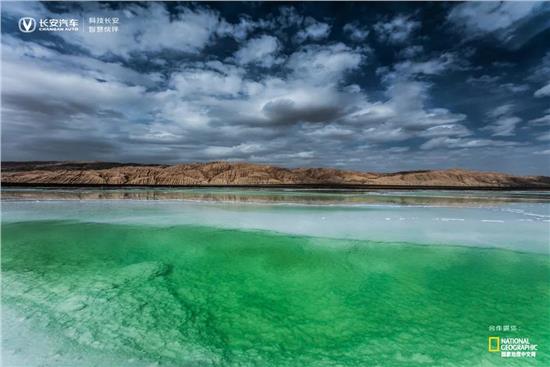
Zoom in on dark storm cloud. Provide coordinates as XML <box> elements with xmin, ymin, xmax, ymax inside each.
<box><xmin>261</xmin><ymin>98</ymin><xmax>344</xmax><ymax>125</ymax></box>
<box><xmin>1</xmin><ymin>1</ymin><xmax>550</xmax><ymax>175</ymax></box>
<box><xmin>2</xmin><ymin>94</ymin><xmax>96</xmax><ymax>121</ymax></box>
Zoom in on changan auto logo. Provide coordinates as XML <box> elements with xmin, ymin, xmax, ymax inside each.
<box><xmin>18</xmin><ymin>17</ymin><xmax>37</xmax><ymax>33</ymax></box>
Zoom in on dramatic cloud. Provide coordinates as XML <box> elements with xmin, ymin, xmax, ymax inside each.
<box><xmin>1</xmin><ymin>2</ymin><xmax>549</xmax><ymax>174</ymax></box>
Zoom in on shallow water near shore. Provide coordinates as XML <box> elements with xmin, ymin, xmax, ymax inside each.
<box><xmin>2</xmin><ymin>189</ymin><xmax>550</xmax><ymax>366</ymax></box>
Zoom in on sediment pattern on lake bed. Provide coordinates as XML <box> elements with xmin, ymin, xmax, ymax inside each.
<box><xmin>2</xmin><ymin>221</ymin><xmax>549</xmax><ymax>366</ymax></box>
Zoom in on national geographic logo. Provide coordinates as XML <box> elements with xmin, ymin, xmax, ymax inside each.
<box><xmin>488</xmin><ymin>336</ymin><xmax>538</xmax><ymax>359</ymax></box>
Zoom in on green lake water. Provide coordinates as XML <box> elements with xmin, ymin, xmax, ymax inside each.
<box><xmin>2</xmin><ymin>217</ymin><xmax>549</xmax><ymax>366</ymax></box>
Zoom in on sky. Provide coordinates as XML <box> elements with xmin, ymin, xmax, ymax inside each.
<box><xmin>1</xmin><ymin>1</ymin><xmax>550</xmax><ymax>175</ymax></box>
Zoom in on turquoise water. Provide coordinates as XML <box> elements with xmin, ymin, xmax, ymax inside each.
<box><xmin>2</xmin><ymin>189</ymin><xmax>549</xmax><ymax>366</ymax></box>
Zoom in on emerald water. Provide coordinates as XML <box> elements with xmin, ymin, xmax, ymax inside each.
<box><xmin>2</xmin><ymin>189</ymin><xmax>549</xmax><ymax>366</ymax></box>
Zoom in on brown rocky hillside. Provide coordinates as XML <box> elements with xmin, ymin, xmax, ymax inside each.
<box><xmin>2</xmin><ymin>161</ymin><xmax>549</xmax><ymax>188</ymax></box>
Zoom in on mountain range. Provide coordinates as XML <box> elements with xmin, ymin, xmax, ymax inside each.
<box><xmin>2</xmin><ymin>161</ymin><xmax>549</xmax><ymax>188</ymax></box>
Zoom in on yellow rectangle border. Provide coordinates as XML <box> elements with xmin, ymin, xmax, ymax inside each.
<box><xmin>488</xmin><ymin>336</ymin><xmax>500</xmax><ymax>352</ymax></box>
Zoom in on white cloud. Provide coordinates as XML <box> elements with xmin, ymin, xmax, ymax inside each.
<box><xmin>169</xmin><ymin>65</ymin><xmax>246</xmax><ymax>98</ymax></box>
<box><xmin>203</xmin><ymin>143</ymin><xmax>265</xmax><ymax>158</ymax></box>
<box><xmin>308</xmin><ymin>125</ymin><xmax>354</xmax><ymax>138</ymax></box>
<box><xmin>0</xmin><ymin>1</ymin><xmax>45</xmax><ymax>18</ymax></box>
<box><xmin>484</xmin><ymin>116</ymin><xmax>522</xmax><ymax>137</ymax></box>
<box><xmin>398</xmin><ymin>45</ymin><xmax>424</xmax><ymax>59</ymax></box>
<box><xmin>534</xmin><ymin>82</ymin><xmax>550</xmax><ymax>98</ymax></box>
<box><xmin>500</xmin><ymin>83</ymin><xmax>530</xmax><ymax>93</ymax></box>
<box><xmin>421</xmin><ymin>137</ymin><xmax>519</xmax><ymax>150</ymax></box>
<box><xmin>234</xmin><ymin>35</ymin><xmax>282</xmax><ymax>67</ymax></box>
<box><xmin>487</xmin><ymin>104</ymin><xmax>514</xmax><ymax>119</ymax></box>
<box><xmin>395</xmin><ymin>53</ymin><xmax>457</xmax><ymax>75</ymax></box>
<box><xmin>2</xmin><ymin>58</ymin><xmax>149</xmax><ymax>116</ymax></box>
<box><xmin>218</xmin><ymin>17</ymin><xmax>260</xmax><ymax>41</ymax></box>
<box><xmin>1</xmin><ymin>35</ymin><xmax>161</xmax><ymax>88</ymax></box>
<box><xmin>363</xmin><ymin>127</ymin><xmax>408</xmax><ymax>142</ymax></box>
<box><xmin>286</xmin><ymin>43</ymin><xmax>365</xmax><ymax>84</ymax></box>
<box><xmin>467</xmin><ymin>75</ymin><xmax>500</xmax><ymax>84</ymax></box>
<box><xmin>344</xmin><ymin>80</ymin><xmax>469</xmax><ymax>144</ymax></box>
<box><xmin>276</xmin><ymin>7</ymin><xmax>304</xmax><ymax>29</ymax></box>
<box><xmin>447</xmin><ymin>2</ymin><xmax>545</xmax><ymax>47</ymax></box>
<box><xmin>3</xmin><ymin>3</ymin><xmax>235</xmax><ymax>58</ymax></box>
<box><xmin>295</xmin><ymin>17</ymin><xmax>331</xmax><ymax>43</ymax></box>
<box><xmin>374</xmin><ymin>15</ymin><xmax>420</xmax><ymax>44</ymax></box>
<box><xmin>419</xmin><ymin>124</ymin><xmax>472</xmax><ymax>138</ymax></box>
<box><xmin>484</xmin><ymin>104</ymin><xmax>521</xmax><ymax>137</ymax></box>
<box><xmin>380</xmin><ymin>53</ymin><xmax>460</xmax><ymax>83</ymax></box>
<box><xmin>530</xmin><ymin>52</ymin><xmax>550</xmax><ymax>86</ymax></box>
<box><xmin>529</xmin><ymin>114</ymin><xmax>550</xmax><ymax>127</ymax></box>
<box><xmin>343</xmin><ymin>22</ymin><xmax>369</xmax><ymax>42</ymax></box>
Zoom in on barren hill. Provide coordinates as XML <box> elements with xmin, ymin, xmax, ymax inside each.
<box><xmin>2</xmin><ymin>161</ymin><xmax>549</xmax><ymax>188</ymax></box>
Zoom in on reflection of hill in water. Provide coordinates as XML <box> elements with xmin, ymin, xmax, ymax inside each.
<box><xmin>2</xmin><ymin>188</ymin><xmax>549</xmax><ymax>206</ymax></box>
